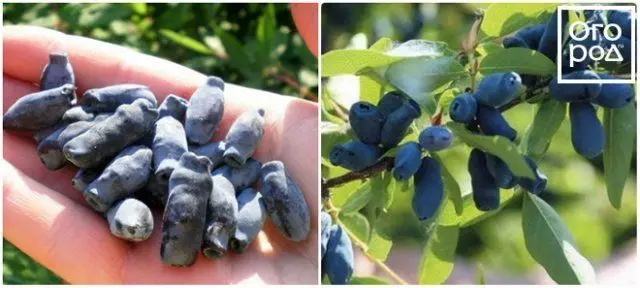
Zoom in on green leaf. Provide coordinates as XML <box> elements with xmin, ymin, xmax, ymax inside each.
<box><xmin>475</xmin><ymin>265</ymin><xmax>486</xmax><ymax>284</ymax></box>
<box><xmin>128</xmin><ymin>3</ymin><xmax>147</xmax><ymax>15</ymax></box>
<box><xmin>349</xmin><ymin>276</ymin><xmax>389</xmax><ymax>285</ymax></box>
<box><xmin>447</xmin><ymin>122</ymin><xmax>535</xmax><ymax>179</ymax></box>
<box><xmin>78</xmin><ymin>3</ymin><xmax>132</xmax><ymax>28</ymax></box>
<box><xmin>340</xmin><ymin>181</ymin><xmax>373</xmax><ymax>215</ymax></box>
<box><xmin>418</xmin><ymin>224</ymin><xmax>460</xmax><ymax>284</ymax></box>
<box><xmin>476</xmin><ymin>42</ymin><xmax>504</xmax><ymax>56</ymax></box>
<box><xmin>369</xmin><ymin>172</ymin><xmax>395</xmax><ymax>213</ymax></box>
<box><xmin>256</xmin><ymin>4</ymin><xmax>276</xmax><ymax>60</ymax></box>
<box><xmin>359</xmin><ymin>74</ymin><xmax>384</xmax><ymax>104</ymax></box>
<box><xmin>479</xmin><ymin>47</ymin><xmax>556</xmax><ymax>76</ymax></box>
<box><xmin>459</xmin><ymin>189</ymin><xmax>517</xmax><ymax>228</ymax></box>
<box><xmin>479</xmin><ymin>3</ymin><xmax>557</xmax><ymax>41</ymax></box>
<box><xmin>159</xmin><ymin>29</ymin><xmax>213</xmax><ymax>55</ymax></box>
<box><xmin>367</xmin><ymin>229</ymin><xmax>393</xmax><ymax>261</ymax></box>
<box><xmin>384</xmin><ymin>56</ymin><xmax>466</xmax><ymax>108</ymax></box>
<box><xmin>432</xmin><ymin>153</ymin><xmax>463</xmax><ymax>216</ymax></box>
<box><xmin>369</xmin><ymin>37</ymin><xmax>394</xmax><ymax>52</ymax></box>
<box><xmin>340</xmin><ymin>212</ymin><xmax>371</xmax><ymax>242</ymax></box>
<box><xmin>385</xmin><ymin>40</ymin><xmax>455</xmax><ymax>58</ymax></box>
<box><xmin>520</xmin><ymin>99</ymin><xmax>567</xmax><ymax>159</ymax></box>
<box><xmin>321</xmin><ymin>49</ymin><xmax>402</xmax><ymax>77</ymax></box>
<box><xmin>213</xmin><ymin>26</ymin><xmax>255</xmax><ymax>77</ymax></box>
<box><xmin>522</xmin><ymin>193</ymin><xmax>596</xmax><ymax>284</ymax></box>
<box><xmin>417</xmin><ymin>195</ymin><xmax>460</xmax><ymax>284</ymax></box>
<box><xmin>603</xmin><ymin>104</ymin><xmax>636</xmax><ymax>209</ymax></box>
<box><xmin>322</xmin><ymin>40</ymin><xmax>455</xmax><ymax>78</ymax></box>
<box><xmin>320</xmin><ymin>121</ymin><xmax>352</xmax><ymax>160</ymax></box>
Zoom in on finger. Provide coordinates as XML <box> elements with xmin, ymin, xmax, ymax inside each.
<box><xmin>2</xmin><ymin>160</ymin><xmax>128</xmax><ymax>284</ymax></box>
<box><xmin>290</xmin><ymin>3</ymin><xmax>319</xmax><ymax>57</ymax></box>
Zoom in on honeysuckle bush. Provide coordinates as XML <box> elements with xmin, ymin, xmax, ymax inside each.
<box><xmin>321</xmin><ymin>3</ymin><xmax>636</xmax><ymax>284</ymax></box>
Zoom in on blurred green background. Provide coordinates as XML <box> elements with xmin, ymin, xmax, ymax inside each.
<box><xmin>2</xmin><ymin>2</ymin><xmax>317</xmax><ymax>284</ymax></box>
<box><xmin>323</xmin><ymin>3</ymin><xmax>636</xmax><ymax>283</ymax></box>
<box><xmin>3</xmin><ymin>2</ymin><xmax>318</xmax><ymax>101</ymax></box>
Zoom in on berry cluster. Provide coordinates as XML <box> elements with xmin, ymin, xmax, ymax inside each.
<box><xmin>3</xmin><ymin>52</ymin><xmax>310</xmax><ymax>267</ymax></box>
<box><xmin>449</xmin><ymin>70</ymin><xmax>547</xmax><ymax>211</ymax></box>
<box><xmin>321</xmin><ymin>211</ymin><xmax>354</xmax><ymax>284</ymax></box>
<box><xmin>504</xmin><ymin>9</ymin><xmax>635</xmax><ymax>159</ymax></box>
<box><xmin>329</xmin><ymin>91</ymin><xmax>455</xmax><ymax>220</ymax></box>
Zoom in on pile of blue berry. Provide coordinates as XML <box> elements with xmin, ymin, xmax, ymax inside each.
<box><xmin>3</xmin><ymin>52</ymin><xmax>310</xmax><ymax>268</ymax></box>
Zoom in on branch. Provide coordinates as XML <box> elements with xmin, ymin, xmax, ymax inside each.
<box><xmin>322</xmin><ymin>157</ymin><xmax>394</xmax><ymax>196</ymax></box>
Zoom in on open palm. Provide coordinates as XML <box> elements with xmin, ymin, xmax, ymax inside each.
<box><xmin>3</xmin><ymin>25</ymin><xmax>318</xmax><ymax>284</ymax></box>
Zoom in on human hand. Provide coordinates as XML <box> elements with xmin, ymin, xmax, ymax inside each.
<box><xmin>3</xmin><ymin>25</ymin><xmax>318</xmax><ymax>284</ymax></box>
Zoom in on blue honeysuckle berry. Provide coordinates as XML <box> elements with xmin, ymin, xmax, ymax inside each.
<box><xmin>549</xmin><ymin>70</ymin><xmax>602</xmax><ymax>102</ymax></box>
<box><xmin>592</xmin><ymin>74</ymin><xmax>634</xmax><ymax>108</ymax></box>
<box><xmin>329</xmin><ymin>140</ymin><xmax>382</xmax><ymax>172</ymax></box>
<box><xmin>518</xmin><ymin>156</ymin><xmax>548</xmax><ymax>195</ymax></box>
<box><xmin>348</xmin><ymin>101</ymin><xmax>384</xmax><ymax>145</ymax></box>
<box><xmin>412</xmin><ymin>156</ymin><xmax>444</xmax><ymax>221</ymax></box>
<box><xmin>468</xmin><ymin>149</ymin><xmax>499</xmax><ymax>211</ymax></box>
<box><xmin>419</xmin><ymin>125</ymin><xmax>453</xmax><ymax>151</ymax></box>
<box><xmin>476</xmin><ymin>105</ymin><xmax>517</xmax><ymax>141</ymax></box>
<box><xmin>569</xmin><ymin>102</ymin><xmax>604</xmax><ymax>158</ymax></box>
<box><xmin>474</xmin><ymin>72</ymin><xmax>522</xmax><ymax>107</ymax></box>
<box><xmin>392</xmin><ymin>142</ymin><xmax>422</xmax><ymax>181</ymax></box>
<box><xmin>323</xmin><ymin>224</ymin><xmax>354</xmax><ymax>284</ymax></box>
<box><xmin>449</xmin><ymin>92</ymin><xmax>477</xmax><ymax>124</ymax></box>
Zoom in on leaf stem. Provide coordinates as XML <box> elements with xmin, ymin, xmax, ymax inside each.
<box><xmin>325</xmin><ymin>201</ymin><xmax>409</xmax><ymax>285</ymax></box>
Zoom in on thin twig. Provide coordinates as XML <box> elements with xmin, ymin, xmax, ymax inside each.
<box><xmin>322</xmin><ymin>157</ymin><xmax>394</xmax><ymax>192</ymax></box>
<box><xmin>325</xmin><ymin>201</ymin><xmax>409</xmax><ymax>285</ymax></box>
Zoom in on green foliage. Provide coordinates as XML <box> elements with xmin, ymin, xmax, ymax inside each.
<box><xmin>522</xmin><ymin>193</ymin><xmax>596</xmax><ymax>284</ymax></box>
<box><xmin>2</xmin><ymin>239</ymin><xmax>63</xmax><ymax>284</ymax></box>
<box><xmin>3</xmin><ymin>3</ymin><xmax>318</xmax><ymax>99</ymax></box>
<box><xmin>519</xmin><ymin>99</ymin><xmax>567</xmax><ymax>160</ymax></box>
<box><xmin>603</xmin><ymin>104</ymin><xmax>637</xmax><ymax>209</ymax></box>
<box><xmin>349</xmin><ymin>276</ymin><xmax>389</xmax><ymax>284</ymax></box>
<box><xmin>479</xmin><ymin>3</ymin><xmax>556</xmax><ymax>41</ymax></box>
<box><xmin>322</xmin><ymin>2</ymin><xmax>635</xmax><ymax>285</ymax></box>
<box><xmin>479</xmin><ymin>47</ymin><xmax>556</xmax><ymax>76</ymax></box>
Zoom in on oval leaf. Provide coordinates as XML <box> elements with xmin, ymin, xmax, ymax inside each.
<box><xmin>160</xmin><ymin>29</ymin><xmax>213</xmax><ymax>55</ymax></box>
<box><xmin>447</xmin><ymin>122</ymin><xmax>535</xmax><ymax>179</ymax></box>
<box><xmin>418</xmin><ymin>224</ymin><xmax>460</xmax><ymax>284</ymax></box>
<box><xmin>349</xmin><ymin>276</ymin><xmax>389</xmax><ymax>285</ymax></box>
<box><xmin>321</xmin><ymin>49</ymin><xmax>402</xmax><ymax>77</ymax></box>
<box><xmin>340</xmin><ymin>212</ymin><xmax>371</xmax><ymax>243</ymax></box>
<box><xmin>386</xmin><ymin>40</ymin><xmax>455</xmax><ymax>58</ymax></box>
<box><xmin>369</xmin><ymin>37</ymin><xmax>394</xmax><ymax>52</ymax></box>
<box><xmin>340</xmin><ymin>181</ymin><xmax>373</xmax><ymax>215</ymax></box>
<box><xmin>520</xmin><ymin>99</ymin><xmax>567</xmax><ymax>159</ymax></box>
<box><xmin>603</xmin><ymin>104</ymin><xmax>636</xmax><ymax>209</ymax></box>
<box><xmin>480</xmin><ymin>3</ymin><xmax>557</xmax><ymax>41</ymax></box>
<box><xmin>367</xmin><ymin>229</ymin><xmax>393</xmax><ymax>261</ymax></box>
<box><xmin>522</xmin><ymin>193</ymin><xmax>596</xmax><ymax>284</ymax></box>
<box><xmin>385</xmin><ymin>56</ymin><xmax>466</xmax><ymax>107</ymax></box>
<box><xmin>479</xmin><ymin>47</ymin><xmax>556</xmax><ymax>76</ymax></box>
